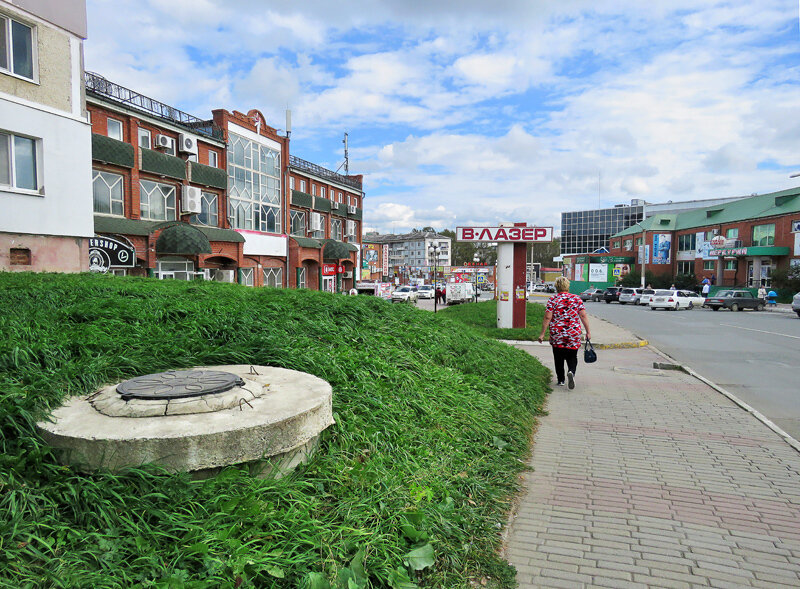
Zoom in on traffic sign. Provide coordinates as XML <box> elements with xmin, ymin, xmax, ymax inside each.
<box><xmin>612</xmin><ymin>268</ymin><xmax>622</xmax><ymax>277</ymax></box>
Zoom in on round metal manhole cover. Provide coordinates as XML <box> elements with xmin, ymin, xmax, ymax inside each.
<box><xmin>117</xmin><ymin>370</ymin><xmax>245</xmax><ymax>401</ymax></box>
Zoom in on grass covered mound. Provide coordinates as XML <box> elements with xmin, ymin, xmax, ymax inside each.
<box><xmin>0</xmin><ymin>273</ymin><xmax>550</xmax><ymax>588</ymax></box>
<box><xmin>438</xmin><ymin>300</ymin><xmax>546</xmax><ymax>341</ymax></box>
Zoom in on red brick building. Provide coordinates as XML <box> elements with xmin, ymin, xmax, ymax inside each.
<box><xmin>608</xmin><ymin>188</ymin><xmax>800</xmax><ymax>288</ymax></box>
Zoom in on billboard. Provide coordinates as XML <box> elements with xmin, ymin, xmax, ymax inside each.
<box><xmin>652</xmin><ymin>234</ymin><xmax>672</xmax><ymax>264</ymax></box>
<box><xmin>588</xmin><ymin>264</ymin><xmax>607</xmax><ymax>282</ymax></box>
<box><xmin>695</xmin><ymin>232</ymin><xmax>714</xmax><ymax>260</ymax></box>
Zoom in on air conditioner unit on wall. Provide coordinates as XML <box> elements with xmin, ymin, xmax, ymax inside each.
<box><xmin>342</xmin><ymin>271</ymin><xmax>353</xmax><ymax>279</ymax></box>
<box><xmin>346</xmin><ymin>220</ymin><xmax>356</xmax><ymax>237</ymax></box>
<box><xmin>181</xmin><ymin>186</ymin><xmax>202</xmax><ymax>214</ymax></box>
<box><xmin>155</xmin><ymin>134</ymin><xmax>174</xmax><ymax>150</ymax></box>
<box><xmin>347</xmin><ymin>205</ymin><xmax>357</xmax><ymax>214</ymax></box>
<box><xmin>310</xmin><ymin>212</ymin><xmax>323</xmax><ymax>232</ymax></box>
<box><xmin>178</xmin><ymin>133</ymin><xmax>198</xmax><ymax>155</ymax></box>
<box><xmin>330</xmin><ymin>201</ymin><xmax>340</xmax><ymax>210</ymax></box>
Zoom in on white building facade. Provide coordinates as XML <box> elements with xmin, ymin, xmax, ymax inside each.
<box><xmin>0</xmin><ymin>0</ymin><xmax>93</xmax><ymax>272</ymax></box>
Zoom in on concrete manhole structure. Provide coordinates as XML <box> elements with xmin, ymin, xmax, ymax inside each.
<box><xmin>37</xmin><ymin>365</ymin><xmax>334</xmax><ymax>478</ymax></box>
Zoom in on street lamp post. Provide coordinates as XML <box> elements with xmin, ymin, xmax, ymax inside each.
<box><xmin>633</xmin><ymin>222</ymin><xmax>646</xmax><ymax>289</ymax></box>
<box><xmin>473</xmin><ymin>254</ymin><xmax>480</xmax><ymax>302</ymax></box>
<box><xmin>429</xmin><ymin>243</ymin><xmax>440</xmax><ymax>313</ymax></box>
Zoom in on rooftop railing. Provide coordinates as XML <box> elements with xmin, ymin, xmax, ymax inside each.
<box><xmin>85</xmin><ymin>72</ymin><xmax>225</xmax><ymax>141</ymax></box>
<box><xmin>289</xmin><ymin>155</ymin><xmax>361</xmax><ymax>190</ymax></box>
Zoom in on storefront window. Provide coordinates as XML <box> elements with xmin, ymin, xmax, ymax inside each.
<box><xmin>157</xmin><ymin>259</ymin><xmax>195</xmax><ymax>280</ymax></box>
<box><xmin>751</xmin><ymin>224</ymin><xmax>775</xmax><ymax>247</ymax></box>
<box><xmin>262</xmin><ymin>267</ymin><xmax>282</xmax><ymax>288</ymax></box>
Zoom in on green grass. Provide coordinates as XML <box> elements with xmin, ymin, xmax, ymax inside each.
<box><xmin>0</xmin><ymin>273</ymin><xmax>551</xmax><ymax>588</ymax></box>
<box><xmin>438</xmin><ymin>300</ymin><xmax>546</xmax><ymax>341</ymax></box>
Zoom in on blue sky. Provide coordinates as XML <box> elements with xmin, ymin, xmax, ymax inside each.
<box><xmin>85</xmin><ymin>0</ymin><xmax>800</xmax><ymax>235</ymax></box>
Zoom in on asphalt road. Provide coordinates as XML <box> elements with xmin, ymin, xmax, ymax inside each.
<box><xmin>583</xmin><ymin>299</ymin><xmax>800</xmax><ymax>442</ymax></box>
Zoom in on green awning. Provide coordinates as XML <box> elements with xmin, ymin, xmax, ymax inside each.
<box><xmin>291</xmin><ymin>236</ymin><xmax>322</xmax><ymax>249</ymax></box>
<box><xmin>322</xmin><ymin>239</ymin><xmax>358</xmax><ymax>260</ymax></box>
<box><xmin>94</xmin><ymin>216</ymin><xmax>243</xmax><ymax>243</ymax></box>
<box><xmin>155</xmin><ymin>223</ymin><xmax>212</xmax><ymax>255</ymax></box>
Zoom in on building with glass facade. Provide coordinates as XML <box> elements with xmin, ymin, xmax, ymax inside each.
<box><xmin>560</xmin><ymin>202</ymin><xmax>644</xmax><ymax>255</ymax></box>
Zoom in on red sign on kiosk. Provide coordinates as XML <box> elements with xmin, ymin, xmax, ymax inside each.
<box><xmin>322</xmin><ymin>264</ymin><xmax>338</xmax><ymax>276</ymax></box>
<box><xmin>456</xmin><ymin>226</ymin><xmax>553</xmax><ymax>242</ymax></box>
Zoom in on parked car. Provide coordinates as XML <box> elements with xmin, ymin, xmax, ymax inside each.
<box><xmin>579</xmin><ymin>287</ymin><xmax>602</xmax><ymax>301</ymax></box>
<box><xmin>532</xmin><ymin>283</ymin><xmax>548</xmax><ymax>292</ymax></box>
<box><xmin>703</xmin><ymin>289</ymin><xmax>764</xmax><ymax>312</ymax></box>
<box><xmin>391</xmin><ymin>286</ymin><xmax>419</xmax><ymax>303</ymax></box>
<box><xmin>416</xmin><ymin>284</ymin><xmax>435</xmax><ymax>299</ymax></box>
<box><xmin>544</xmin><ymin>283</ymin><xmax>556</xmax><ymax>293</ymax></box>
<box><xmin>681</xmin><ymin>291</ymin><xmax>706</xmax><ymax>308</ymax></box>
<box><xmin>649</xmin><ymin>289</ymin><xmax>699</xmax><ymax>311</ymax></box>
<box><xmin>618</xmin><ymin>288</ymin><xmax>644</xmax><ymax>305</ymax></box>
<box><xmin>602</xmin><ymin>287</ymin><xmax>623</xmax><ymax>303</ymax></box>
<box><xmin>638</xmin><ymin>288</ymin><xmax>657</xmax><ymax>306</ymax></box>
<box><xmin>793</xmin><ymin>292</ymin><xmax>800</xmax><ymax>317</ymax></box>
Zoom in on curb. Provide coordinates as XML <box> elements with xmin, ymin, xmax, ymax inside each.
<box><xmin>646</xmin><ymin>344</ymin><xmax>800</xmax><ymax>454</ymax></box>
<box><xmin>499</xmin><ymin>339</ymin><xmax>648</xmax><ymax>349</ymax></box>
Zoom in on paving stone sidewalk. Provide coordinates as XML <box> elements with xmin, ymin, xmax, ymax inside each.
<box><xmin>503</xmin><ymin>344</ymin><xmax>800</xmax><ymax>588</ymax></box>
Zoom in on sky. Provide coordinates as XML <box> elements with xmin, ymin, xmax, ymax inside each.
<box><xmin>84</xmin><ymin>0</ymin><xmax>800</xmax><ymax>236</ymax></box>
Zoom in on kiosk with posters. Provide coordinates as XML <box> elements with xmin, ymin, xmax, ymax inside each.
<box><xmin>456</xmin><ymin>224</ymin><xmax>553</xmax><ymax>329</ymax></box>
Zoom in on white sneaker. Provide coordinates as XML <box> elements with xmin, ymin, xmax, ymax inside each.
<box><xmin>567</xmin><ymin>371</ymin><xmax>575</xmax><ymax>390</ymax></box>
<box><xmin>556</xmin><ymin>381</ymin><xmax>565</xmax><ymax>386</ymax></box>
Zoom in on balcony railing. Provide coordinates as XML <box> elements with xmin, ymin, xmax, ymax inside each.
<box><xmin>85</xmin><ymin>72</ymin><xmax>225</xmax><ymax>140</ymax></box>
<box><xmin>289</xmin><ymin>155</ymin><xmax>361</xmax><ymax>190</ymax></box>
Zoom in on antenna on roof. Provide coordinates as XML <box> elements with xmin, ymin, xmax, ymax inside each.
<box><xmin>335</xmin><ymin>132</ymin><xmax>349</xmax><ymax>175</ymax></box>
<box><xmin>285</xmin><ymin>109</ymin><xmax>292</xmax><ymax>138</ymax></box>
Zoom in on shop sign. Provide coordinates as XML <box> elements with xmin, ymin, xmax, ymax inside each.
<box><xmin>709</xmin><ymin>247</ymin><xmax>747</xmax><ymax>257</ymax></box>
<box><xmin>89</xmin><ymin>236</ymin><xmax>136</xmax><ymax>273</ymax></box>
<box><xmin>456</xmin><ymin>226</ymin><xmax>553</xmax><ymax>242</ymax></box>
<box><xmin>382</xmin><ymin>245</ymin><xmax>389</xmax><ymax>275</ymax></box>
<box><xmin>322</xmin><ymin>263</ymin><xmax>337</xmax><ymax>276</ymax></box>
<box><xmin>337</xmin><ymin>264</ymin><xmax>344</xmax><ymax>273</ymax></box>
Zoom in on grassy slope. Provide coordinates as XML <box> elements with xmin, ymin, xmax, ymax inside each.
<box><xmin>0</xmin><ymin>274</ymin><xmax>550</xmax><ymax>589</ymax></box>
<box><xmin>438</xmin><ymin>300</ymin><xmax>546</xmax><ymax>341</ymax></box>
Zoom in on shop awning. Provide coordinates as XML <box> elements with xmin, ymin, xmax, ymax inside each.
<box><xmin>291</xmin><ymin>236</ymin><xmax>322</xmax><ymax>249</ymax></box>
<box><xmin>710</xmin><ymin>246</ymin><xmax>791</xmax><ymax>257</ymax></box>
<box><xmin>155</xmin><ymin>223</ymin><xmax>212</xmax><ymax>255</ymax></box>
<box><xmin>322</xmin><ymin>239</ymin><xmax>359</xmax><ymax>260</ymax></box>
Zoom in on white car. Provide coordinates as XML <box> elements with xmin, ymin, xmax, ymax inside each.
<box><xmin>416</xmin><ymin>285</ymin><xmax>435</xmax><ymax>299</ymax></box>
<box><xmin>391</xmin><ymin>286</ymin><xmax>418</xmax><ymax>303</ymax></box>
<box><xmin>638</xmin><ymin>288</ymin><xmax>657</xmax><ymax>306</ymax></box>
<box><xmin>649</xmin><ymin>289</ymin><xmax>699</xmax><ymax>310</ymax></box>
<box><xmin>681</xmin><ymin>290</ymin><xmax>706</xmax><ymax>308</ymax></box>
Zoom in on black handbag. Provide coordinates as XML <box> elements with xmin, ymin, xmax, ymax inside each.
<box><xmin>584</xmin><ymin>340</ymin><xmax>597</xmax><ymax>363</ymax></box>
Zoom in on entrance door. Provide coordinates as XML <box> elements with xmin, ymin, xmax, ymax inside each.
<box><xmin>747</xmin><ymin>260</ymin><xmax>754</xmax><ymax>287</ymax></box>
<box><xmin>322</xmin><ymin>276</ymin><xmax>335</xmax><ymax>293</ymax></box>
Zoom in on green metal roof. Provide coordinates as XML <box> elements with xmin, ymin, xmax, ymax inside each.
<box><xmin>156</xmin><ymin>222</ymin><xmax>212</xmax><ymax>255</ymax></box>
<box><xmin>291</xmin><ymin>236</ymin><xmax>322</xmax><ymax>249</ymax></box>
<box><xmin>94</xmin><ymin>216</ymin><xmax>244</xmax><ymax>242</ymax></box>
<box><xmin>612</xmin><ymin>188</ymin><xmax>800</xmax><ymax>238</ymax></box>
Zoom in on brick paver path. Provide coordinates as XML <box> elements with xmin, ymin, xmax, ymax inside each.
<box><xmin>504</xmin><ymin>346</ymin><xmax>800</xmax><ymax>588</ymax></box>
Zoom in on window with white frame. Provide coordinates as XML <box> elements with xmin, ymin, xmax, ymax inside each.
<box><xmin>262</xmin><ymin>267</ymin><xmax>282</xmax><ymax>288</ymax></box>
<box><xmin>240</xmin><ymin>267</ymin><xmax>254</xmax><ymax>286</ymax></box>
<box><xmin>677</xmin><ymin>261</ymin><xmax>693</xmax><ymax>275</ymax></box>
<box><xmin>0</xmin><ymin>15</ymin><xmax>35</xmax><ymax>80</ymax></box>
<box><xmin>297</xmin><ymin>267</ymin><xmax>306</xmax><ymax>289</ymax></box>
<box><xmin>289</xmin><ymin>176</ymin><xmax>295</xmax><ymax>190</ymax></box>
<box><xmin>725</xmin><ymin>259</ymin><xmax>737</xmax><ymax>270</ymax></box>
<box><xmin>678</xmin><ymin>233</ymin><xmax>696</xmax><ymax>252</ymax></box>
<box><xmin>0</xmin><ymin>131</ymin><xmax>38</xmax><ymax>190</ymax></box>
<box><xmin>226</xmin><ymin>132</ymin><xmax>281</xmax><ymax>233</ymax></box>
<box><xmin>624</xmin><ymin>239</ymin><xmax>632</xmax><ymax>250</ymax></box>
<box><xmin>92</xmin><ymin>170</ymin><xmax>124</xmax><ymax>215</ymax></box>
<box><xmin>726</xmin><ymin>228</ymin><xmax>739</xmax><ymax>239</ymax></box>
<box><xmin>138</xmin><ymin>128</ymin><xmax>151</xmax><ymax>149</ymax></box>
<box><xmin>331</xmin><ymin>218</ymin><xmax>343</xmax><ymax>241</ymax></box>
<box><xmin>191</xmin><ymin>191</ymin><xmax>218</xmax><ymax>227</ymax></box>
<box><xmin>320</xmin><ymin>186</ymin><xmax>326</xmax><ymax>199</ymax></box>
<box><xmin>338</xmin><ymin>192</ymin><xmax>343</xmax><ymax>203</ymax></box>
<box><xmin>157</xmin><ymin>259</ymin><xmax>195</xmax><ymax>280</ymax></box>
<box><xmin>346</xmin><ymin>220</ymin><xmax>357</xmax><ymax>239</ymax></box>
<box><xmin>107</xmin><ymin>118</ymin><xmax>123</xmax><ymax>141</ymax></box>
<box><xmin>311</xmin><ymin>184</ymin><xmax>316</xmax><ymax>196</ymax></box>
<box><xmin>139</xmin><ymin>179</ymin><xmax>176</xmax><ymax>221</ymax></box>
<box><xmin>300</xmin><ymin>179</ymin><xmax>306</xmax><ymax>192</ymax></box>
<box><xmin>703</xmin><ymin>260</ymin><xmax>714</xmax><ymax>271</ymax></box>
<box><xmin>207</xmin><ymin>150</ymin><xmax>218</xmax><ymax>168</ymax></box>
<box><xmin>290</xmin><ymin>210</ymin><xmax>306</xmax><ymax>236</ymax></box>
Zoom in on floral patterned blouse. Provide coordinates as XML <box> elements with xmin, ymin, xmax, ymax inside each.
<box><xmin>545</xmin><ymin>292</ymin><xmax>585</xmax><ymax>349</ymax></box>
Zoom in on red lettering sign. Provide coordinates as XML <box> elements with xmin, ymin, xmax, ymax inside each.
<box><xmin>509</xmin><ymin>227</ymin><xmax>521</xmax><ymax>239</ymax></box>
<box><xmin>495</xmin><ymin>228</ymin><xmax>508</xmax><ymax>240</ymax></box>
<box><xmin>461</xmin><ymin>227</ymin><xmax>474</xmax><ymax>240</ymax></box>
<box><xmin>322</xmin><ymin>264</ymin><xmax>337</xmax><ymax>276</ymax></box>
<box><xmin>478</xmin><ymin>228</ymin><xmax>493</xmax><ymax>240</ymax></box>
<box><xmin>455</xmin><ymin>226</ymin><xmax>553</xmax><ymax>242</ymax></box>
<box><xmin>534</xmin><ymin>227</ymin><xmax>547</xmax><ymax>239</ymax></box>
<box><xmin>521</xmin><ymin>228</ymin><xmax>534</xmax><ymax>240</ymax></box>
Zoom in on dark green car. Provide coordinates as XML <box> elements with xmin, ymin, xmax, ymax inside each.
<box><xmin>703</xmin><ymin>290</ymin><xmax>765</xmax><ymax>312</ymax></box>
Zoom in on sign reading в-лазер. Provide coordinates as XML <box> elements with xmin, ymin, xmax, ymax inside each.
<box><xmin>456</xmin><ymin>226</ymin><xmax>553</xmax><ymax>242</ymax></box>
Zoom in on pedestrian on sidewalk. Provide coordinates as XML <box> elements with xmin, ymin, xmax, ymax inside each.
<box><xmin>537</xmin><ymin>276</ymin><xmax>591</xmax><ymax>389</ymax></box>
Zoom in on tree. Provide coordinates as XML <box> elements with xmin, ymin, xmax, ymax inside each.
<box><xmin>526</xmin><ymin>238</ymin><xmax>561</xmax><ymax>267</ymax></box>
<box><xmin>440</xmin><ymin>229</ymin><xmax>477</xmax><ymax>265</ymax></box>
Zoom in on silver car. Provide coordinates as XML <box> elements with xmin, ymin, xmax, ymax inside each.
<box><xmin>618</xmin><ymin>288</ymin><xmax>643</xmax><ymax>305</ymax></box>
<box><xmin>793</xmin><ymin>292</ymin><xmax>800</xmax><ymax>318</ymax></box>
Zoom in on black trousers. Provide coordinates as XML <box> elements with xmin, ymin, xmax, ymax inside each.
<box><xmin>552</xmin><ymin>346</ymin><xmax>578</xmax><ymax>383</ymax></box>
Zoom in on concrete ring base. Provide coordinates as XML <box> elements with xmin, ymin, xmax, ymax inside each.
<box><xmin>36</xmin><ymin>365</ymin><xmax>334</xmax><ymax>476</ymax></box>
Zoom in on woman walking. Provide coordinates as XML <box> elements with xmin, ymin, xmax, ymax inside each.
<box><xmin>537</xmin><ymin>276</ymin><xmax>591</xmax><ymax>389</ymax></box>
